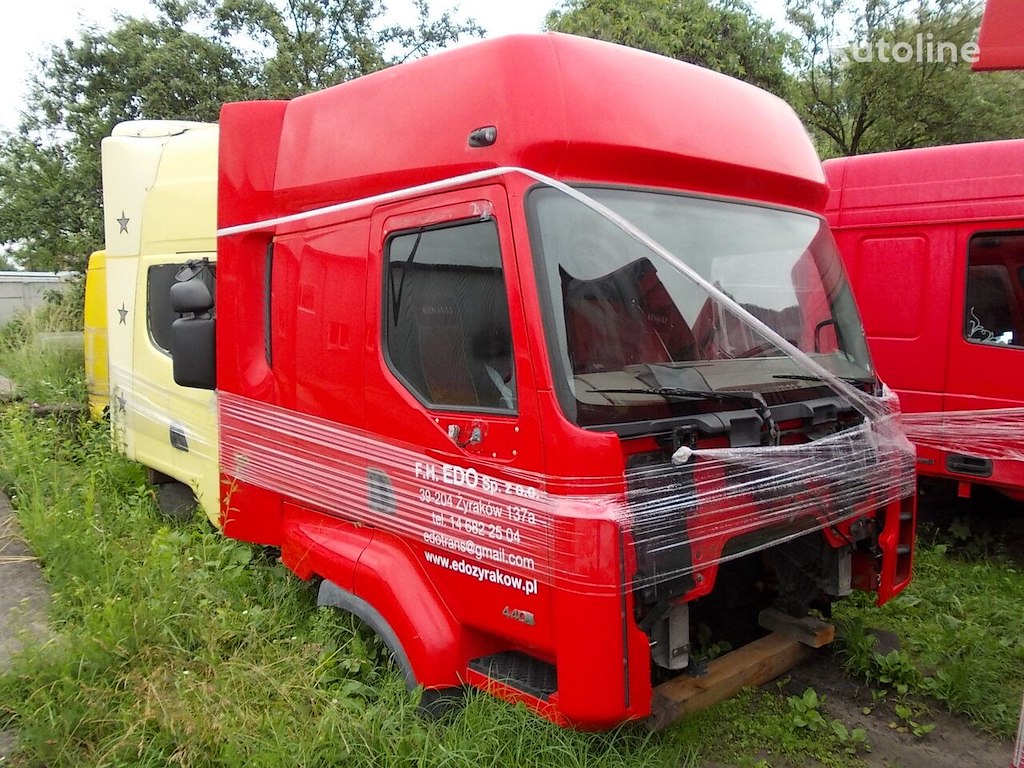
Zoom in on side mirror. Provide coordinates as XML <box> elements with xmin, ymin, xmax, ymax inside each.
<box><xmin>171</xmin><ymin>316</ymin><xmax>216</xmax><ymax>390</ymax></box>
<box><xmin>171</xmin><ymin>280</ymin><xmax>213</xmax><ymax>315</ymax></box>
<box><xmin>170</xmin><ymin>271</ymin><xmax>216</xmax><ymax>390</ymax></box>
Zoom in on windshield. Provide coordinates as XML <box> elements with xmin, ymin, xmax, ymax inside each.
<box><xmin>527</xmin><ymin>186</ymin><xmax>874</xmax><ymax>428</ymax></box>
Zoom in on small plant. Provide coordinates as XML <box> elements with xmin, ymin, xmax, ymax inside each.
<box><xmin>830</xmin><ymin>720</ymin><xmax>869</xmax><ymax>755</ymax></box>
<box><xmin>861</xmin><ymin>687</ymin><xmax>888</xmax><ymax>716</ymax></box>
<box><xmin>893</xmin><ymin>702</ymin><xmax>936</xmax><ymax>739</ymax></box>
<box><xmin>873</xmin><ymin>649</ymin><xmax>921</xmax><ymax>696</ymax></box>
<box><xmin>692</xmin><ymin>622</ymin><xmax>732</xmax><ymax>663</ymax></box>
<box><xmin>945</xmin><ymin>516</ymin><xmax>997</xmax><ymax>559</ymax></box>
<box><xmin>786</xmin><ymin>687</ymin><xmax>869</xmax><ymax>755</ymax></box>
<box><xmin>788</xmin><ymin>687</ymin><xmax>828</xmax><ymax>732</ymax></box>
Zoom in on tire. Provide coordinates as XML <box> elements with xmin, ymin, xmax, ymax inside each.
<box><xmin>154</xmin><ymin>481</ymin><xmax>197</xmax><ymax>522</ymax></box>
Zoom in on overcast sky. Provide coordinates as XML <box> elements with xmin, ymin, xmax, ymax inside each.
<box><xmin>0</xmin><ymin>0</ymin><xmax>790</xmax><ymax>132</ymax></box>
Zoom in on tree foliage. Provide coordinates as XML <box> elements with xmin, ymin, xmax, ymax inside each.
<box><xmin>0</xmin><ymin>13</ymin><xmax>258</xmax><ymax>271</ymax></box>
<box><xmin>0</xmin><ymin>136</ymin><xmax>101</xmax><ymax>272</ymax></box>
<box><xmin>786</xmin><ymin>0</ymin><xmax>1024</xmax><ymax>157</ymax></box>
<box><xmin>545</xmin><ymin>0</ymin><xmax>795</xmax><ymax>95</ymax></box>
<box><xmin>168</xmin><ymin>0</ymin><xmax>483</xmax><ymax>97</ymax></box>
<box><xmin>0</xmin><ymin>0</ymin><xmax>481</xmax><ymax>271</ymax></box>
<box><xmin>4</xmin><ymin>0</ymin><xmax>1024</xmax><ymax>271</ymax></box>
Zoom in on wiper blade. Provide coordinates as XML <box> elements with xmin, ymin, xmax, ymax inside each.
<box><xmin>586</xmin><ymin>387</ymin><xmax>779</xmax><ymax>444</ymax></box>
<box><xmin>588</xmin><ymin>386</ymin><xmax>755</xmax><ymax>405</ymax></box>
<box><xmin>772</xmin><ymin>374</ymin><xmax>874</xmax><ymax>385</ymax></box>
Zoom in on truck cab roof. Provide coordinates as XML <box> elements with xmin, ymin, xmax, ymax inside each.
<box><xmin>220</xmin><ymin>33</ymin><xmax>829</xmax><ymax>233</ymax></box>
<box><xmin>824</xmin><ymin>139</ymin><xmax>1024</xmax><ymax>228</ymax></box>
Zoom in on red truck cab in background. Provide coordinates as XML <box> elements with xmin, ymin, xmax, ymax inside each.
<box><xmin>825</xmin><ymin>141</ymin><xmax>1024</xmax><ymax>498</ymax></box>
<box><xmin>169</xmin><ymin>33</ymin><xmax>916</xmax><ymax>728</ymax></box>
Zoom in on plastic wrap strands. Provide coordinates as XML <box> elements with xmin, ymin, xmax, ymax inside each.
<box><xmin>901</xmin><ymin>408</ymin><xmax>1024</xmax><ymax>461</ymax></box>
<box><xmin>215</xmin><ymin>168</ymin><xmax>917</xmax><ymax>597</ymax></box>
<box><xmin>220</xmin><ymin>392</ymin><xmax>915</xmax><ymax>596</ymax></box>
<box><xmin>107</xmin><ymin>363</ymin><xmax>218</xmax><ymax>463</ymax></box>
<box><xmin>628</xmin><ymin>418</ymin><xmax>916</xmax><ymax>570</ymax></box>
<box><xmin>107</xmin><ymin>362</ymin><xmax>221</xmax><ymax>525</ymax></box>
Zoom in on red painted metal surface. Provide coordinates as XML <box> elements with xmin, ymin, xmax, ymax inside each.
<box><xmin>209</xmin><ymin>33</ymin><xmax>913</xmax><ymax>729</ymax></box>
<box><xmin>825</xmin><ymin>141</ymin><xmax>1024</xmax><ymax>496</ymax></box>
<box><xmin>974</xmin><ymin>0</ymin><xmax>1024</xmax><ymax>71</ymax></box>
<box><xmin>218</xmin><ymin>33</ymin><xmax>827</xmax><ymax>234</ymax></box>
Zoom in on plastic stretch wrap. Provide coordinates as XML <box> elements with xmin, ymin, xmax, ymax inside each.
<box><xmin>217</xmin><ymin>168</ymin><xmax>917</xmax><ymax>596</ymax></box>
<box><xmin>900</xmin><ymin>408</ymin><xmax>1024</xmax><ymax>461</ymax></box>
<box><xmin>108</xmin><ymin>363</ymin><xmax>218</xmax><ymax>463</ymax></box>
<box><xmin>220</xmin><ymin>392</ymin><xmax>913</xmax><ymax>595</ymax></box>
<box><xmin>108</xmin><ymin>362</ymin><xmax>220</xmax><ymax>521</ymax></box>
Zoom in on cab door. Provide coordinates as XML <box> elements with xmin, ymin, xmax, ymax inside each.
<box><xmin>137</xmin><ymin>256</ymin><xmax>220</xmax><ymax>523</ymax></box>
<box><xmin>942</xmin><ymin>225</ymin><xmax>1024</xmax><ymax>487</ymax></box>
<box><xmin>945</xmin><ymin>226</ymin><xmax>1024</xmax><ymax>411</ymax></box>
<box><xmin>364</xmin><ymin>184</ymin><xmax>552</xmax><ymax>652</ymax></box>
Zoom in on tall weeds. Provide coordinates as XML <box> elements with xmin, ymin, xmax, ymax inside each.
<box><xmin>0</xmin><ymin>283</ymin><xmax>86</xmax><ymax>404</ymax></box>
<box><xmin>0</xmin><ymin>406</ymin><xmax>697</xmax><ymax>766</ymax></box>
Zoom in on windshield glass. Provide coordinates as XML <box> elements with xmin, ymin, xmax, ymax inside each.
<box><xmin>527</xmin><ymin>186</ymin><xmax>874</xmax><ymax>428</ymax></box>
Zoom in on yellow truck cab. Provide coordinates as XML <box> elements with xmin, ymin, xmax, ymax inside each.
<box><xmin>83</xmin><ymin>250</ymin><xmax>109</xmax><ymax>419</ymax></box>
<box><xmin>99</xmin><ymin>120</ymin><xmax>220</xmax><ymax>523</ymax></box>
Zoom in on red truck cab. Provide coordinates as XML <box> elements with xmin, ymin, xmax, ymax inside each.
<box><xmin>825</xmin><ymin>141</ymin><xmax>1024</xmax><ymax>499</ymax></box>
<box><xmin>170</xmin><ymin>33</ymin><xmax>916</xmax><ymax>728</ymax></box>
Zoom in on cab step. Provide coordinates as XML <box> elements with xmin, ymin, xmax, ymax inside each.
<box><xmin>468</xmin><ymin>651</ymin><xmax>557</xmax><ymax>701</ymax></box>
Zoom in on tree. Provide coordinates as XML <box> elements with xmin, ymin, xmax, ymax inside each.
<box><xmin>155</xmin><ymin>0</ymin><xmax>483</xmax><ymax>98</ymax></box>
<box><xmin>0</xmin><ymin>14</ymin><xmax>258</xmax><ymax>271</ymax></box>
<box><xmin>544</xmin><ymin>0</ymin><xmax>796</xmax><ymax>96</ymax></box>
<box><xmin>0</xmin><ymin>135</ymin><xmax>101</xmax><ymax>273</ymax></box>
<box><xmin>786</xmin><ymin>0</ymin><xmax>1024</xmax><ymax>157</ymax></box>
<box><xmin>0</xmin><ymin>0</ymin><xmax>481</xmax><ymax>272</ymax></box>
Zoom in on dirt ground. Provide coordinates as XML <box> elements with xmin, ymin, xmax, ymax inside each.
<box><xmin>782</xmin><ymin>648</ymin><xmax>1014</xmax><ymax>768</ymax></box>
<box><xmin>772</xmin><ymin>482</ymin><xmax>1023</xmax><ymax>768</ymax></box>
<box><xmin>0</xmin><ymin>492</ymin><xmax>50</xmax><ymax>763</ymax></box>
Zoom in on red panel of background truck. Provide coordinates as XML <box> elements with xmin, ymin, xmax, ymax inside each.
<box><xmin>825</xmin><ymin>140</ymin><xmax>1024</xmax><ymax>497</ymax></box>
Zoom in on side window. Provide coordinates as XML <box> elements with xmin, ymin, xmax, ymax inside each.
<box><xmin>964</xmin><ymin>232</ymin><xmax>1024</xmax><ymax>348</ymax></box>
<box><xmin>147</xmin><ymin>264</ymin><xmax>181</xmax><ymax>352</ymax></box>
<box><xmin>147</xmin><ymin>262</ymin><xmax>216</xmax><ymax>353</ymax></box>
<box><xmin>384</xmin><ymin>219</ymin><xmax>516</xmax><ymax>412</ymax></box>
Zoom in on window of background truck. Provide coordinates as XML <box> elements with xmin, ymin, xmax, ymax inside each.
<box><xmin>964</xmin><ymin>231</ymin><xmax>1024</xmax><ymax>348</ymax></box>
<box><xmin>383</xmin><ymin>219</ymin><xmax>516</xmax><ymax>412</ymax></box>
<box><xmin>147</xmin><ymin>262</ymin><xmax>215</xmax><ymax>353</ymax></box>
<box><xmin>527</xmin><ymin>186</ymin><xmax>874</xmax><ymax>427</ymax></box>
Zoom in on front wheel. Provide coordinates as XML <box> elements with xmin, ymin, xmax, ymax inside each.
<box><xmin>316</xmin><ymin>579</ymin><xmax>464</xmax><ymax>718</ymax></box>
<box><xmin>154</xmin><ymin>481</ymin><xmax>196</xmax><ymax>522</ymax></box>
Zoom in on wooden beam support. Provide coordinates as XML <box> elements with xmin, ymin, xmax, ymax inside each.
<box><xmin>758</xmin><ymin>608</ymin><xmax>835</xmax><ymax>648</ymax></box>
<box><xmin>647</xmin><ymin>632</ymin><xmax>812</xmax><ymax>731</ymax></box>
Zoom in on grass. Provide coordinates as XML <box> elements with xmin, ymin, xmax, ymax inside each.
<box><xmin>834</xmin><ymin>540</ymin><xmax>1024</xmax><ymax>737</ymax></box>
<box><xmin>1</xmin><ymin>301</ymin><xmax>1020</xmax><ymax>766</ymax></box>
<box><xmin>670</xmin><ymin>686</ymin><xmax>872</xmax><ymax>767</ymax></box>
<box><xmin>0</xmin><ymin>406</ymin><xmax>701</xmax><ymax>768</ymax></box>
<box><xmin>0</xmin><ymin>283</ymin><xmax>86</xmax><ymax>403</ymax></box>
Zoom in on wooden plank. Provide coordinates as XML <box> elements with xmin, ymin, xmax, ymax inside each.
<box><xmin>28</xmin><ymin>402</ymin><xmax>87</xmax><ymax>417</ymax></box>
<box><xmin>758</xmin><ymin>608</ymin><xmax>835</xmax><ymax>648</ymax></box>
<box><xmin>646</xmin><ymin>632</ymin><xmax>810</xmax><ymax>730</ymax></box>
